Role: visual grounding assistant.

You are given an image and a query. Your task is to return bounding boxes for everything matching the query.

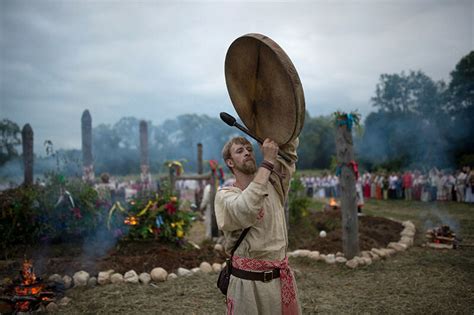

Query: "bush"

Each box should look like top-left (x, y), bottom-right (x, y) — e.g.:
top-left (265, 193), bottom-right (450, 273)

top-left (288, 175), bottom-right (311, 225)
top-left (0, 174), bottom-right (194, 254)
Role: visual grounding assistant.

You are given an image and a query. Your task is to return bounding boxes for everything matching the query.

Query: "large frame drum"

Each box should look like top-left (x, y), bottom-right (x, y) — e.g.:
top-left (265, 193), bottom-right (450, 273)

top-left (225, 33), bottom-right (306, 145)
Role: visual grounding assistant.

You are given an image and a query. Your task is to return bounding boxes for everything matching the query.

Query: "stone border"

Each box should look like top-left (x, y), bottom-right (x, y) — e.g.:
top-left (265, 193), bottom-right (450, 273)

top-left (287, 220), bottom-right (416, 268)
top-left (44, 220), bottom-right (415, 295)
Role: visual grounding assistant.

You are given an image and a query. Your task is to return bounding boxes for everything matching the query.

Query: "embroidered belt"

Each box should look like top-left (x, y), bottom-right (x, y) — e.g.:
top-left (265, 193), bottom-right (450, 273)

top-left (232, 256), bottom-right (299, 314)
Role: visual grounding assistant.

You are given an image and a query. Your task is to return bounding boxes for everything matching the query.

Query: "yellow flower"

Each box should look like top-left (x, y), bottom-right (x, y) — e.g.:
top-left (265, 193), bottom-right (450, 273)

top-left (177, 230), bottom-right (184, 238)
top-left (170, 196), bottom-right (178, 203)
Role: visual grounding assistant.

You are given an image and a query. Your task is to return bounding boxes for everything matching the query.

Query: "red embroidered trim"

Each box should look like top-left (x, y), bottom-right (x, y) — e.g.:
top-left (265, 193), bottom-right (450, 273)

top-left (226, 297), bottom-right (234, 315)
top-left (256, 207), bottom-right (264, 221)
top-left (232, 256), bottom-right (296, 307)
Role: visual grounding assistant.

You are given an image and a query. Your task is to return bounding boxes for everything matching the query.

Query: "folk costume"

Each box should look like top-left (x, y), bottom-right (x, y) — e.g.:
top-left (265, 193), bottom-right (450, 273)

top-left (215, 139), bottom-right (301, 315)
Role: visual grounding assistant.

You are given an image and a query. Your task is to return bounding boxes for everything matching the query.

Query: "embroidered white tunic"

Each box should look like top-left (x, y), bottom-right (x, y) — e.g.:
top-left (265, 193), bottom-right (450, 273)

top-left (215, 139), bottom-right (301, 315)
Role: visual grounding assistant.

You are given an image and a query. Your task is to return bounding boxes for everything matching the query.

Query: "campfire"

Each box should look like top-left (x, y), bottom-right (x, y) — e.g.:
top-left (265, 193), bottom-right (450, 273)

top-left (425, 225), bottom-right (460, 249)
top-left (323, 198), bottom-right (340, 211)
top-left (0, 259), bottom-right (57, 313)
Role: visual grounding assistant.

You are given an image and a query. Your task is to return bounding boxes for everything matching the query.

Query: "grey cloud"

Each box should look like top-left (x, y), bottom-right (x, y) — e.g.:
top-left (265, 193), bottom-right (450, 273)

top-left (1, 0), bottom-right (472, 154)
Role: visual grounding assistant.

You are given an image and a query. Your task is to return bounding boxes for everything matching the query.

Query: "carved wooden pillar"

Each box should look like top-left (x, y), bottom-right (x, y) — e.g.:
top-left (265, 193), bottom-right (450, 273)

top-left (335, 114), bottom-right (359, 259)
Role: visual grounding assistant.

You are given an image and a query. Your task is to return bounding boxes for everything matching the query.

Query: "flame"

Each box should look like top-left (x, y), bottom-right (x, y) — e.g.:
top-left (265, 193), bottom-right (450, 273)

top-left (21, 259), bottom-right (36, 285)
top-left (124, 216), bottom-right (139, 225)
top-left (329, 198), bottom-right (338, 207)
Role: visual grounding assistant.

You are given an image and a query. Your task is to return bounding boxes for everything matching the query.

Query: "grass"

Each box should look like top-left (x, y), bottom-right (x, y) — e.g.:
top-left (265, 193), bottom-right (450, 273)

top-left (59, 200), bottom-right (474, 314)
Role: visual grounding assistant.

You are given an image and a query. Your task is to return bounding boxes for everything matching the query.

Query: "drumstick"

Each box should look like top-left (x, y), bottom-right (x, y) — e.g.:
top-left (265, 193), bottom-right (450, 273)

top-left (220, 112), bottom-right (292, 163)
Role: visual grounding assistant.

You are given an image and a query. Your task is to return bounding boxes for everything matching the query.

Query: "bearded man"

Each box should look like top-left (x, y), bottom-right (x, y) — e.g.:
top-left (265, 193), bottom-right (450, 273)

top-left (215, 136), bottom-right (301, 315)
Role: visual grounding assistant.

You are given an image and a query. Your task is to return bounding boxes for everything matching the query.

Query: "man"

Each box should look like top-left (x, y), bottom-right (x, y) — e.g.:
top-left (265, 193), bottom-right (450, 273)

top-left (215, 136), bottom-right (301, 315)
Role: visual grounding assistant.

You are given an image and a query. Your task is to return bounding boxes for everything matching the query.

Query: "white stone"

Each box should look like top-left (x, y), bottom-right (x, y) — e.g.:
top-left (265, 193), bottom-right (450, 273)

top-left (73, 271), bottom-right (90, 287)
top-left (385, 248), bottom-right (396, 256)
top-left (324, 255), bottom-right (336, 264)
top-left (214, 244), bottom-right (224, 252)
top-left (211, 263), bottom-right (222, 273)
top-left (400, 229), bottom-right (415, 238)
top-left (191, 267), bottom-right (201, 274)
top-left (48, 274), bottom-right (63, 284)
top-left (199, 262), bottom-right (213, 273)
top-left (346, 259), bottom-right (359, 269)
top-left (354, 256), bottom-right (365, 266)
top-left (63, 275), bottom-right (72, 289)
top-left (335, 257), bottom-right (347, 264)
top-left (361, 257), bottom-right (372, 265)
top-left (292, 249), bottom-right (311, 257)
top-left (87, 277), bottom-right (97, 287)
top-left (388, 242), bottom-right (405, 252)
top-left (110, 273), bottom-right (124, 284)
top-left (361, 251), bottom-right (372, 259)
top-left (335, 252), bottom-right (344, 257)
top-left (177, 267), bottom-right (192, 277)
top-left (371, 254), bottom-right (380, 261)
top-left (98, 270), bottom-right (115, 285)
top-left (397, 242), bottom-right (408, 250)
top-left (167, 273), bottom-right (178, 280)
top-left (371, 248), bottom-right (386, 258)
top-left (124, 270), bottom-right (139, 284)
top-left (319, 230), bottom-right (327, 238)
top-left (400, 236), bottom-right (413, 246)
top-left (308, 251), bottom-right (320, 260)
top-left (402, 221), bottom-right (416, 230)
top-left (151, 267), bottom-right (168, 282)
top-left (139, 273), bottom-right (151, 285)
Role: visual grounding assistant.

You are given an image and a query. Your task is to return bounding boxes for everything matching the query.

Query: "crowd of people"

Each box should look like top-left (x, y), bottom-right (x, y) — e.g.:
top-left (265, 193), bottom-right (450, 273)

top-left (300, 166), bottom-right (474, 204)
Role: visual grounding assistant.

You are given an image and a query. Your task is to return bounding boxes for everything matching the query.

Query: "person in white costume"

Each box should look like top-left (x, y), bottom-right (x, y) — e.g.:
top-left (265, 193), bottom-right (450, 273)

top-left (215, 136), bottom-right (301, 315)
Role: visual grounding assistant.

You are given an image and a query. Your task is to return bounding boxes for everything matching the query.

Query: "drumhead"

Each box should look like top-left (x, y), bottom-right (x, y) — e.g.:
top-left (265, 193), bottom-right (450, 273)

top-left (224, 33), bottom-right (305, 145)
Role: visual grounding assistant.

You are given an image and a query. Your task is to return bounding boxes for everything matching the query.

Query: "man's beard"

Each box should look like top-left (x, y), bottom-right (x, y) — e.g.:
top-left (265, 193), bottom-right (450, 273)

top-left (235, 159), bottom-right (257, 175)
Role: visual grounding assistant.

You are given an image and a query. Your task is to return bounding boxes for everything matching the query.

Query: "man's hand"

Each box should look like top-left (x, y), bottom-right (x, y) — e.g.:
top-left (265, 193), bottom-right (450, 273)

top-left (261, 138), bottom-right (279, 164)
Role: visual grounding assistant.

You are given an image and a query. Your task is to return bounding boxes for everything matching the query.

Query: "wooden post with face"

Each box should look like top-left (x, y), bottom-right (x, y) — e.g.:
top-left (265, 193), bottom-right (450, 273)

top-left (335, 114), bottom-right (360, 259)
top-left (22, 124), bottom-right (34, 186)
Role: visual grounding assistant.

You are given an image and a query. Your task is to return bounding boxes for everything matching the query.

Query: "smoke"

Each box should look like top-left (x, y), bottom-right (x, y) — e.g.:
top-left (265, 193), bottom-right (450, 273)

top-left (420, 204), bottom-right (461, 236)
top-left (356, 111), bottom-right (459, 171)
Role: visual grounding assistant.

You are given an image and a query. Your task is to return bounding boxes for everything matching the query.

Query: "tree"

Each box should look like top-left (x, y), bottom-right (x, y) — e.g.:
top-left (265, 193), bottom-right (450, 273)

top-left (298, 113), bottom-right (336, 169)
top-left (444, 51), bottom-right (474, 164)
top-left (371, 70), bottom-right (444, 116)
top-left (361, 70), bottom-right (450, 170)
top-left (0, 119), bottom-right (21, 166)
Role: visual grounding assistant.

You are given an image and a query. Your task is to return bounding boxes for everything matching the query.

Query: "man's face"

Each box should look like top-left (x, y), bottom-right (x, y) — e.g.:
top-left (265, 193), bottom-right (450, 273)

top-left (227, 142), bottom-right (257, 175)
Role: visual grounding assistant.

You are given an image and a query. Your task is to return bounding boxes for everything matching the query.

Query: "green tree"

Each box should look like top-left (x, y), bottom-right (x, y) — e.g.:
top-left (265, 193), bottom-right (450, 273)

top-left (0, 119), bottom-right (21, 166)
top-left (298, 113), bottom-right (335, 169)
top-left (444, 51), bottom-right (474, 165)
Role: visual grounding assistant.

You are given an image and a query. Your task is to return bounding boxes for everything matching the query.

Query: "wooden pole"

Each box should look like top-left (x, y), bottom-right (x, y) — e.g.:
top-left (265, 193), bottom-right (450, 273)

top-left (335, 114), bottom-right (360, 259)
top-left (197, 143), bottom-right (203, 175)
top-left (210, 170), bottom-right (218, 238)
top-left (81, 110), bottom-right (94, 183)
top-left (22, 124), bottom-right (34, 186)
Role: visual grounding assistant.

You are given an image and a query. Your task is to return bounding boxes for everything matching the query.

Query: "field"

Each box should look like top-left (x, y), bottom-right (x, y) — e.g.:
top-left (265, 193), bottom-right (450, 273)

top-left (51, 200), bottom-right (474, 314)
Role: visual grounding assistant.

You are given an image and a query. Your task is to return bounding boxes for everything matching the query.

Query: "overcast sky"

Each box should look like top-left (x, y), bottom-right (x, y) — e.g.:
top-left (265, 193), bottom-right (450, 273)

top-left (1, 0), bottom-right (472, 153)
